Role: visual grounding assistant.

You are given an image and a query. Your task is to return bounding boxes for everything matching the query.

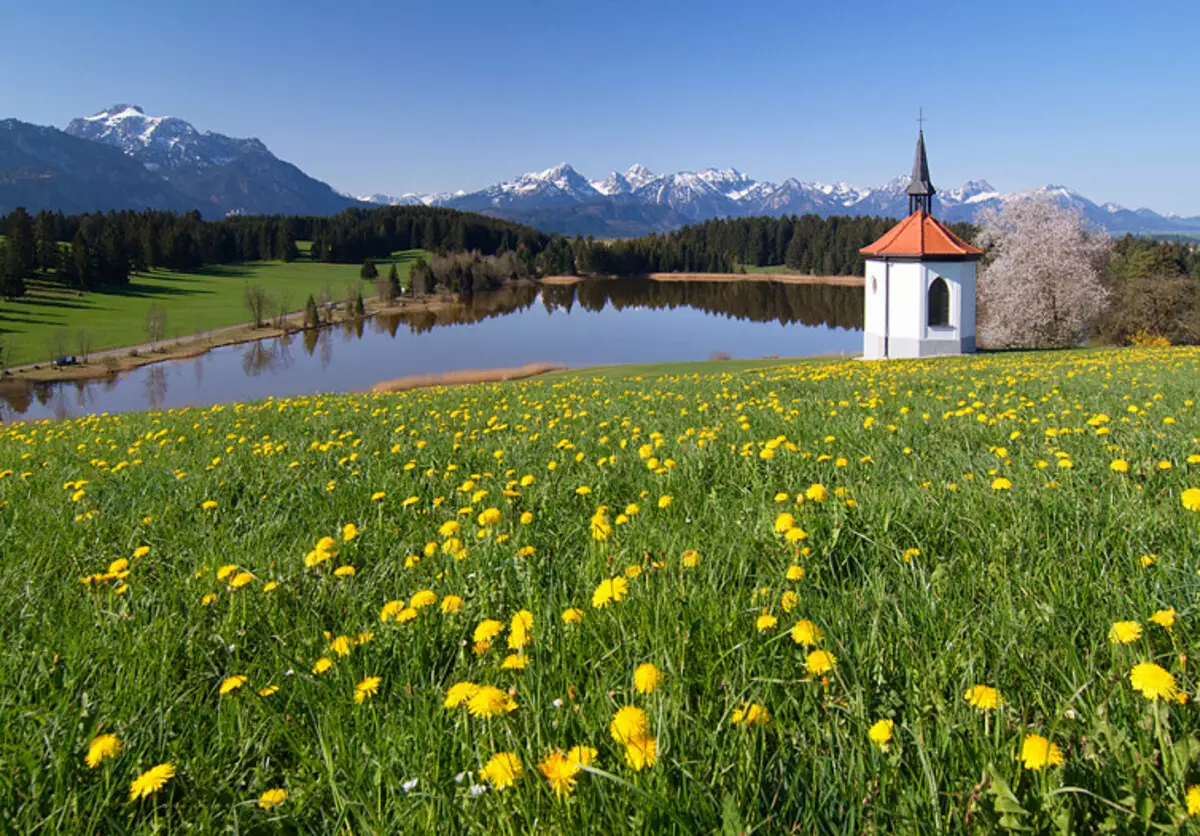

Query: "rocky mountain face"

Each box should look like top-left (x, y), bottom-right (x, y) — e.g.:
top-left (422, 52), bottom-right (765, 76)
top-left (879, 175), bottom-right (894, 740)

top-left (0, 118), bottom-right (196, 215)
top-left (0, 106), bottom-right (359, 218)
top-left (362, 163), bottom-right (1200, 238)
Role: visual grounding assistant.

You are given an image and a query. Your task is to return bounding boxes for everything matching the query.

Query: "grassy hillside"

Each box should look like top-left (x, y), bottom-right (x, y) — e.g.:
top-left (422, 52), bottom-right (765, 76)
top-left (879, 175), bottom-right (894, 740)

top-left (0, 249), bottom-right (426, 367)
top-left (2, 348), bottom-right (1200, 831)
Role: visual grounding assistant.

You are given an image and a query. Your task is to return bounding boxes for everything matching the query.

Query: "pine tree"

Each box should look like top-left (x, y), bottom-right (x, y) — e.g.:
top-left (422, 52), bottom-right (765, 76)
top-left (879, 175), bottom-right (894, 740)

top-left (360, 258), bottom-right (378, 280)
top-left (354, 291), bottom-right (365, 318)
top-left (387, 263), bottom-right (401, 299)
top-left (6, 207), bottom-right (36, 277)
top-left (57, 245), bottom-right (80, 288)
top-left (0, 241), bottom-right (27, 298)
top-left (35, 212), bottom-right (59, 272)
top-left (304, 294), bottom-right (320, 328)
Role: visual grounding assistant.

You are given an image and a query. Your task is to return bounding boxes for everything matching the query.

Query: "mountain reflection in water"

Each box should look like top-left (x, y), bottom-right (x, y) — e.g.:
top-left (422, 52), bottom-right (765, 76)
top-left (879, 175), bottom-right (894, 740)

top-left (0, 279), bottom-right (862, 422)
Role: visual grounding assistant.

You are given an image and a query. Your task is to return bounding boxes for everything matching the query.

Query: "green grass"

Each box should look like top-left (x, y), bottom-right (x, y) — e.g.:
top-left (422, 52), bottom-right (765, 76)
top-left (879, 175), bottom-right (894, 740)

top-left (0, 249), bottom-right (427, 367)
top-left (3, 347), bottom-right (1200, 831)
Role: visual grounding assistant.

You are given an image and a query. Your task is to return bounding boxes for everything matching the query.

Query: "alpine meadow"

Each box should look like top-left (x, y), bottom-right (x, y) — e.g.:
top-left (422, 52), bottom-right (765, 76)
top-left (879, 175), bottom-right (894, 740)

top-left (4, 347), bottom-right (1200, 831)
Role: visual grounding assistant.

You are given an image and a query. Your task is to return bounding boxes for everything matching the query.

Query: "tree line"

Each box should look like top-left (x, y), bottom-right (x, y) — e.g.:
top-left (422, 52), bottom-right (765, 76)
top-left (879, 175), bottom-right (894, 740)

top-left (0, 205), bottom-right (551, 297)
top-left (568, 215), bottom-right (978, 277)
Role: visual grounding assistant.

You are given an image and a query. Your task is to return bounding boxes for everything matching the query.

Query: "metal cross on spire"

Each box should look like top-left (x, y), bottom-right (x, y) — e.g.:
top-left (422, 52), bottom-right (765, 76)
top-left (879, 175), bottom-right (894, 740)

top-left (916, 108), bottom-right (926, 132)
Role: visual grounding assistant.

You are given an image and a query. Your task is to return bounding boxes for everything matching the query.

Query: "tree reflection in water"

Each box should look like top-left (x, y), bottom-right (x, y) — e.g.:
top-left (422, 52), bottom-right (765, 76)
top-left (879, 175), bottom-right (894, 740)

top-left (0, 278), bottom-right (862, 419)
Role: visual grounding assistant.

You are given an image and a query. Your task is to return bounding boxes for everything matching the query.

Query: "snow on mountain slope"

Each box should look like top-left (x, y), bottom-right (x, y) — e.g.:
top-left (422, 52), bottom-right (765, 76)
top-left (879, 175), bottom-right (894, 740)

top-left (66, 104), bottom-right (267, 173)
top-left (364, 162), bottom-right (1200, 237)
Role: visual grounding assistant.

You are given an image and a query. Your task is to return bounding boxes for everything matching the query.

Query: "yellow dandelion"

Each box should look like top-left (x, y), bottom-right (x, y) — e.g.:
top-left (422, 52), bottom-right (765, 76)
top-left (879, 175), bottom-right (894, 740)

top-left (257, 685), bottom-right (280, 697)
top-left (444, 681), bottom-right (479, 708)
top-left (1182, 488), bottom-right (1200, 511)
top-left (481, 752), bottom-right (522, 789)
top-left (219, 675), bottom-right (248, 695)
top-left (129, 762), bottom-right (176, 801)
top-left (201, 500), bottom-right (218, 510)
top-left (731, 703), bottom-right (771, 726)
top-left (991, 477), bottom-right (1012, 491)
top-left (562, 607), bottom-right (584, 624)
top-left (634, 663), bottom-right (662, 694)
top-left (805, 649), bottom-right (836, 675)
top-left (566, 745), bottom-right (597, 766)
top-left (474, 619), bottom-right (504, 644)
top-left (341, 522), bottom-right (359, 542)
top-left (657, 494), bottom-right (672, 508)
top-left (539, 750), bottom-right (580, 798)
top-left (1130, 662), bottom-right (1178, 701)
top-left (354, 676), bottom-right (381, 704)
top-left (610, 705), bottom-right (649, 743)
top-left (410, 589), bottom-right (437, 609)
top-left (440, 594), bottom-right (464, 614)
top-left (1188, 785), bottom-right (1200, 816)
top-left (1150, 608), bottom-right (1177, 630)
top-left (230, 571), bottom-right (255, 588)
top-left (868, 719), bottom-right (894, 749)
top-left (805, 483), bottom-right (828, 502)
top-left (1019, 734), bottom-right (1063, 770)
top-left (964, 684), bottom-right (1001, 711)
top-left (500, 653), bottom-right (528, 670)
top-left (467, 685), bottom-right (518, 718)
top-left (1109, 620), bottom-right (1143, 645)
top-left (85, 733), bottom-right (122, 768)
top-left (258, 788), bottom-right (288, 809)
top-left (1110, 459), bottom-right (1129, 473)
top-left (756, 613), bottom-right (778, 632)
top-left (312, 657), bottom-right (333, 675)
top-left (591, 576), bottom-right (630, 608)
top-left (790, 619), bottom-right (823, 646)
top-left (624, 735), bottom-right (657, 770)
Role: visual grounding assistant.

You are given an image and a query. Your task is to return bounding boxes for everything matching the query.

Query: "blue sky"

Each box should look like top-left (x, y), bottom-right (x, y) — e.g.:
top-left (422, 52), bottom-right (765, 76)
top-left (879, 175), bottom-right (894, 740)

top-left (4, 0), bottom-right (1199, 214)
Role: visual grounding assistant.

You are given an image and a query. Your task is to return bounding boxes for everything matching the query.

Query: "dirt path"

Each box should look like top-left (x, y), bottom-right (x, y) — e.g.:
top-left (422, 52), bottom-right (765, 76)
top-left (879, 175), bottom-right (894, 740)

top-left (373, 363), bottom-right (565, 393)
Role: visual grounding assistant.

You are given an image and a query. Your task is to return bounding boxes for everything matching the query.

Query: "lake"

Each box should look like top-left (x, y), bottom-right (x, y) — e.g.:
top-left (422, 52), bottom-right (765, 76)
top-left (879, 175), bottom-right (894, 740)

top-left (0, 278), bottom-right (863, 422)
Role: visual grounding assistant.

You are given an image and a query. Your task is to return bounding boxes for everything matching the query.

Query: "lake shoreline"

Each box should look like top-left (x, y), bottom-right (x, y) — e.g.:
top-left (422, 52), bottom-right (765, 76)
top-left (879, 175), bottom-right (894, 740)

top-left (1, 286), bottom-right (537, 385)
top-left (4, 274), bottom-right (861, 384)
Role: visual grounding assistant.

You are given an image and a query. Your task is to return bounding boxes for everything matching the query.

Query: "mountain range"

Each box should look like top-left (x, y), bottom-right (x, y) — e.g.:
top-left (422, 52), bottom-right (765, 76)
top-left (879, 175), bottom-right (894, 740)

top-left (0, 105), bottom-right (357, 217)
top-left (1, 104), bottom-right (1198, 239)
top-left (358, 162), bottom-right (1200, 238)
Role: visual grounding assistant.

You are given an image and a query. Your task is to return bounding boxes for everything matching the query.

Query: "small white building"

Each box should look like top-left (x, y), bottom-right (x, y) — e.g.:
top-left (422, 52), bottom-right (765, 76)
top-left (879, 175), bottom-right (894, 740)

top-left (860, 131), bottom-right (982, 360)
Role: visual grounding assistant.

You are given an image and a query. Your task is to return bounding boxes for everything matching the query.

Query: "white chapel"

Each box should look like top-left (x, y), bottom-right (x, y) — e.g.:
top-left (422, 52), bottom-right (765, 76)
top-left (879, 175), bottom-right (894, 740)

top-left (860, 130), bottom-right (981, 359)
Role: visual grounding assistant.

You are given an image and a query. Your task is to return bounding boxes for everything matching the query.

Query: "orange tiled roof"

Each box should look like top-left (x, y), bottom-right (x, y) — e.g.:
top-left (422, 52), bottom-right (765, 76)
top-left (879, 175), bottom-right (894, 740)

top-left (859, 210), bottom-right (982, 259)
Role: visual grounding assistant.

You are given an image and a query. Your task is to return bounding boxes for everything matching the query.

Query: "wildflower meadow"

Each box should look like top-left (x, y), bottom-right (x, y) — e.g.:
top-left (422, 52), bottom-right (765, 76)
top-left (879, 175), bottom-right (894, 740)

top-left (4, 348), bottom-right (1200, 831)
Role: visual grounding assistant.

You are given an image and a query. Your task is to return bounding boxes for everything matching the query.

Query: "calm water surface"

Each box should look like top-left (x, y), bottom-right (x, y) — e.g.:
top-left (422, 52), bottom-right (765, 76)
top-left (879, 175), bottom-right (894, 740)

top-left (1, 279), bottom-right (862, 422)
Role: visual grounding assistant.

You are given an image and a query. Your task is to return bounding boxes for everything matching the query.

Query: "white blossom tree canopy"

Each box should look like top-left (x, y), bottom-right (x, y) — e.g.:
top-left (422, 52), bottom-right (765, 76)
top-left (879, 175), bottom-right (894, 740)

top-left (976, 195), bottom-right (1110, 349)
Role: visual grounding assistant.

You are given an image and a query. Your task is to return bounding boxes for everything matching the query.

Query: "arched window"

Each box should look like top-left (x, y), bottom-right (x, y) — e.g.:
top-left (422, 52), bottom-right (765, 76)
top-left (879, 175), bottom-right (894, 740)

top-left (928, 277), bottom-right (950, 327)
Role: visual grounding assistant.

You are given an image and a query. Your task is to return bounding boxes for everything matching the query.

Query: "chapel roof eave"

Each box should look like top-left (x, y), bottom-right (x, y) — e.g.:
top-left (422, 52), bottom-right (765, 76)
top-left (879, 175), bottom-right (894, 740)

top-left (859, 209), bottom-right (983, 260)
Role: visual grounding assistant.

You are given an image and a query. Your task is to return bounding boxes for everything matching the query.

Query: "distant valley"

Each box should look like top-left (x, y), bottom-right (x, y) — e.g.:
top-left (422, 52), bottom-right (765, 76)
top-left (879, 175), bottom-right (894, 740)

top-left (1, 105), bottom-right (1198, 238)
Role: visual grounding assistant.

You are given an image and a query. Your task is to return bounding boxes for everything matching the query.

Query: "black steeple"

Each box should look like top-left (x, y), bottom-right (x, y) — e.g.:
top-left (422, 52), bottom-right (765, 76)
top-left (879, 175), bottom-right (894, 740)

top-left (907, 128), bottom-right (936, 215)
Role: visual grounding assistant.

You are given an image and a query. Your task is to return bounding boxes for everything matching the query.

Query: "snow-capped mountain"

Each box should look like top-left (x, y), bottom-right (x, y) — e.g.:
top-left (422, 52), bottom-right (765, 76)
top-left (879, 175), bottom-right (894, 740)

top-left (60, 105), bottom-right (356, 217)
top-left (360, 162), bottom-right (1200, 238)
top-left (66, 104), bottom-right (267, 173)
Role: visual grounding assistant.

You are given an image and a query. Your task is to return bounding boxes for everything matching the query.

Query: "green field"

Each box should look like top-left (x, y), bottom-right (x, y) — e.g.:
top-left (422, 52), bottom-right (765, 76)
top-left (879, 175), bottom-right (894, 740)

top-left (4, 347), bottom-right (1200, 831)
top-left (0, 250), bottom-right (425, 367)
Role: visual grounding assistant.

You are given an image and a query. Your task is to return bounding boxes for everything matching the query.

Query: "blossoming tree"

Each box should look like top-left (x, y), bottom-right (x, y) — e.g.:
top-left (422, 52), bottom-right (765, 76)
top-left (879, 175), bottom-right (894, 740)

top-left (976, 195), bottom-right (1110, 348)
